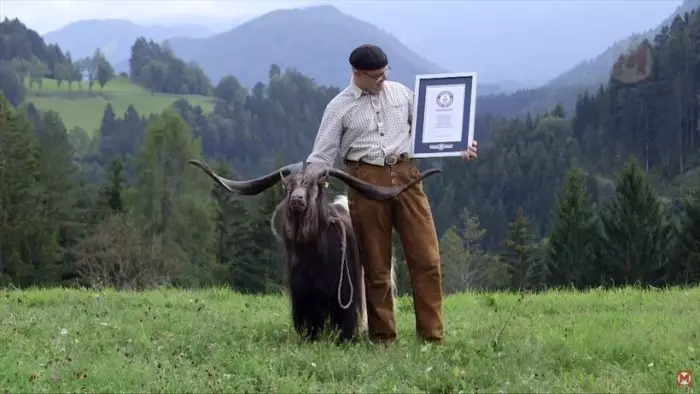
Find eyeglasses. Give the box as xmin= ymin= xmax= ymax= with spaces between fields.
xmin=361 ymin=66 xmax=391 ymax=80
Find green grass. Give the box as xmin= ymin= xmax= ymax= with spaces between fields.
xmin=1 ymin=286 xmax=698 ymax=393
xmin=23 ymin=77 xmax=217 ymax=134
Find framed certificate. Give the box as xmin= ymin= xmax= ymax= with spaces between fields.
xmin=409 ymin=72 xmax=477 ymax=158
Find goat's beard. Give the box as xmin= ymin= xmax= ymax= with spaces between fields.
xmin=282 ymin=196 xmax=328 ymax=246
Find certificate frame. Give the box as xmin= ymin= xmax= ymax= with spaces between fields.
xmin=409 ymin=72 xmax=477 ymax=158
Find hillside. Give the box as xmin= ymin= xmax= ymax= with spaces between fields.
xmin=164 ymin=5 xmax=445 ymax=89
xmin=23 ymin=76 xmax=215 ymax=133
xmin=546 ymin=0 xmax=700 ymax=88
xmin=41 ymin=19 xmax=216 ymax=73
xmin=2 ymin=286 xmax=698 ymax=392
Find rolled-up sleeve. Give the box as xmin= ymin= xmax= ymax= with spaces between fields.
xmin=306 ymin=99 xmax=345 ymax=167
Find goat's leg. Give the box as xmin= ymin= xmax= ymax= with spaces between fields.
xmin=305 ymin=299 xmax=327 ymax=342
xmin=290 ymin=292 xmax=307 ymax=338
xmin=330 ymin=303 xmax=357 ymax=343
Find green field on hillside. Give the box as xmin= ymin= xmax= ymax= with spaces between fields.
xmin=1 ymin=286 xmax=697 ymax=392
xmin=23 ymin=77 xmax=217 ymax=134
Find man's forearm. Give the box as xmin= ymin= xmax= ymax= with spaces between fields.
xmin=306 ymin=149 xmax=336 ymax=168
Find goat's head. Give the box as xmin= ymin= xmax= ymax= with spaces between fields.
xmin=279 ymin=167 xmax=328 ymax=216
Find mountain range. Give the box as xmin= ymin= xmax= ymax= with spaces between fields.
xmin=39 ymin=0 xmax=698 ymax=95
xmin=162 ymin=5 xmax=445 ymax=91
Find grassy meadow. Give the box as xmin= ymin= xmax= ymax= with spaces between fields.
xmin=1 ymin=286 xmax=698 ymax=393
xmin=23 ymin=76 xmax=216 ymax=134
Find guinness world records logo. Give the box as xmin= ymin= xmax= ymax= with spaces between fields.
xmin=436 ymin=91 xmax=454 ymax=108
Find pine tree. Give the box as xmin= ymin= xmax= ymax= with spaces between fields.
xmin=34 ymin=109 xmax=85 ymax=282
xmin=0 ymin=94 xmax=59 ymax=286
xmin=598 ymin=158 xmax=672 ymax=287
xmin=439 ymin=227 xmax=467 ymax=294
xmin=546 ymin=166 xmax=599 ymax=289
xmin=502 ymin=206 xmax=545 ymax=290
xmin=246 ymin=174 xmax=284 ymax=293
xmin=134 ymin=109 xmax=217 ymax=287
xmin=97 ymin=103 xmax=118 ymax=165
xmin=94 ymin=156 xmax=127 ymax=223
xmin=227 ymin=155 xmax=286 ymax=294
xmin=210 ymin=159 xmax=249 ymax=289
xmin=440 ymin=208 xmax=501 ymax=292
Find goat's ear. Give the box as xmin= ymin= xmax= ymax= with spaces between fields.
xmin=279 ymin=172 xmax=289 ymax=189
xmin=316 ymin=175 xmax=329 ymax=189
xmin=280 ymin=171 xmax=289 ymax=183
xmin=317 ymin=169 xmax=330 ymax=184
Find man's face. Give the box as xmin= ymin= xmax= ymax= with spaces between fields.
xmin=354 ymin=66 xmax=389 ymax=93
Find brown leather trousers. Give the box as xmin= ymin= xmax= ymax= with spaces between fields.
xmin=344 ymin=158 xmax=444 ymax=343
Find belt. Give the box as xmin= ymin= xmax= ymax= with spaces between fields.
xmin=345 ymin=153 xmax=411 ymax=167
xmin=384 ymin=152 xmax=410 ymax=165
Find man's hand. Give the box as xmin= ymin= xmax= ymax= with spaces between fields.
xmin=460 ymin=140 xmax=478 ymax=161
xmin=305 ymin=162 xmax=330 ymax=179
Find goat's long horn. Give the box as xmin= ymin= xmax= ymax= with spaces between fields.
xmin=188 ymin=159 xmax=303 ymax=196
xmin=327 ymin=167 xmax=441 ymax=201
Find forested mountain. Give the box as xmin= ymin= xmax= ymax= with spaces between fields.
xmin=163 ymin=5 xmax=444 ymax=89
xmin=1 ymin=8 xmax=699 ymax=294
xmin=547 ymin=0 xmax=700 ymax=88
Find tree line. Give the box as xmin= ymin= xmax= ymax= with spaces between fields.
xmin=1 ymin=18 xmax=213 ymax=103
xmin=0 ymin=94 xmax=287 ymax=291
xmin=128 ymin=37 xmax=212 ymax=95
xmin=573 ymin=11 xmax=700 ymax=179
xmin=0 ymin=18 xmax=117 ymax=107
xmin=2 ymin=89 xmax=698 ymax=293
xmin=1 ymin=8 xmax=699 ymax=293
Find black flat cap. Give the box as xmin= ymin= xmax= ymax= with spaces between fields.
xmin=349 ymin=44 xmax=388 ymax=71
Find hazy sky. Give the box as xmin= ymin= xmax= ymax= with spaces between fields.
xmin=2 ymin=0 xmax=318 ymax=34
xmin=4 ymin=0 xmax=682 ymax=38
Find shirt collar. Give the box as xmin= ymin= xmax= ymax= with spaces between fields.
xmin=349 ymin=81 xmax=363 ymax=99
xmin=348 ymin=80 xmax=377 ymax=99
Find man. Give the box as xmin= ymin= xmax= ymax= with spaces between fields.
xmin=305 ymin=44 xmax=478 ymax=345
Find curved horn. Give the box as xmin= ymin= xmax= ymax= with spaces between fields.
xmin=188 ymin=159 xmax=303 ymax=196
xmin=327 ymin=167 xmax=442 ymax=201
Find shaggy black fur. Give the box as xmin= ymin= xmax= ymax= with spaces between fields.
xmin=285 ymin=215 xmax=362 ymax=342
xmin=271 ymin=188 xmax=365 ymax=343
